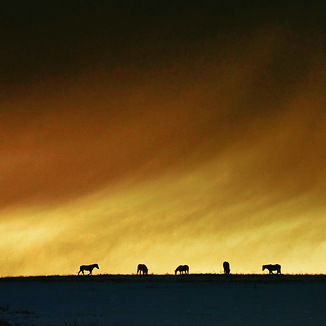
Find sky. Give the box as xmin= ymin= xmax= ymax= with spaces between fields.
xmin=1 ymin=1 xmax=326 ymax=276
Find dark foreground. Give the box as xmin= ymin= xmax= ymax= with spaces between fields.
xmin=0 ymin=274 xmax=325 ymax=325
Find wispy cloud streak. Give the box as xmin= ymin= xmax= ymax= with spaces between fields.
xmin=1 ymin=3 xmax=326 ymax=275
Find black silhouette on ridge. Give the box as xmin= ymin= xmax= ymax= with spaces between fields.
xmin=223 ymin=261 xmax=230 ymax=274
xmin=175 ymin=265 xmax=189 ymax=275
xmin=137 ymin=264 xmax=148 ymax=275
xmin=262 ymin=264 xmax=281 ymax=274
xmin=78 ymin=263 xmax=99 ymax=275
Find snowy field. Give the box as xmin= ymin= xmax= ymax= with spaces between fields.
xmin=0 ymin=274 xmax=325 ymax=326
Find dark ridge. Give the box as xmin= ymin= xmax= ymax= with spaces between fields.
xmin=1 ymin=274 xmax=325 ymax=284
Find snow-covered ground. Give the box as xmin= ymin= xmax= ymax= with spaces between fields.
xmin=0 ymin=274 xmax=325 ymax=325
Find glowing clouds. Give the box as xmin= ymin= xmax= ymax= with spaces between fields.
xmin=1 ymin=18 xmax=326 ymax=275
xmin=1 ymin=122 xmax=326 ymax=277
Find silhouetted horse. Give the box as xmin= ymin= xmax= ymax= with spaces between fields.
xmin=175 ymin=265 xmax=189 ymax=275
xmin=223 ymin=261 xmax=230 ymax=274
xmin=262 ymin=264 xmax=281 ymax=274
xmin=137 ymin=264 xmax=148 ymax=275
xmin=78 ymin=263 xmax=99 ymax=275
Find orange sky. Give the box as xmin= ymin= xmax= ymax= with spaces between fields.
xmin=1 ymin=2 xmax=326 ymax=276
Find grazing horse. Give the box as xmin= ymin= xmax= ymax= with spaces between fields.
xmin=223 ymin=261 xmax=230 ymax=274
xmin=137 ymin=264 xmax=148 ymax=275
xmin=175 ymin=265 xmax=189 ymax=275
xmin=262 ymin=264 xmax=281 ymax=274
xmin=78 ymin=263 xmax=99 ymax=275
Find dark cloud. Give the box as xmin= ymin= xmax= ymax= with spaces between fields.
xmin=1 ymin=17 xmax=326 ymax=206
xmin=2 ymin=1 xmax=325 ymax=92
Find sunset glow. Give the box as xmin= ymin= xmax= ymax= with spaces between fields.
xmin=1 ymin=2 xmax=326 ymax=276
